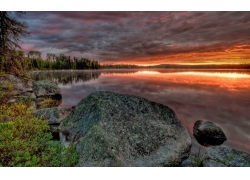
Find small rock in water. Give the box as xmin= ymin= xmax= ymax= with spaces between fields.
xmin=193 ymin=120 xmax=227 ymax=146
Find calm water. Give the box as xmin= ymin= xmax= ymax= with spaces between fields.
xmin=30 ymin=69 xmax=250 ymax=154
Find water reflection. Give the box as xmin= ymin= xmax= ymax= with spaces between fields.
xmin=31 ymin=70 xmax=101 ymax=85
xmin=30 ymin=69 xmax=250 ymax=154
xmin=175 ymin=72 xmax=250 ymax=78
xmin=138 ymin=71 xmax=161 ymax=74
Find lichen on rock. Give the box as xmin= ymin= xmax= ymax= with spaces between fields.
xmin=60 ymin=91 xmax=191 ymax=167
xmin=32 ymin=80 xmax=62 ymax=99
xmin=202 ymin=146 xmax=250 ymax=167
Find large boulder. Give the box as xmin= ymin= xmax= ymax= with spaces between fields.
xmin=33 ymin=107 xmax=73 ymax=125
xmin=32 ymin=80 xmax=62 ymax=99
xmin=193 ymin=120 xmax=227 ymax=146
xmin=202 ymin=146 xmax=250 ymax=167
xmin=60 ymin=91 xmax=191 ymax=167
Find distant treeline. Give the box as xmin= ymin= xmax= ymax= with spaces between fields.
xmin=148 ymin=64 xmax=250 ymax=69
xmin=101 ymin=64 xmax=139 ymax=69
xmin=15 ymin=50 xmax=250 ymax=71
xmin=101 ymin=63 xmax=250 ymax=69
xmin=24 ymin=51 xmax=100 ymax=70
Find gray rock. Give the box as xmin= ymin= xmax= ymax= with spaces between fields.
xmin=202 ymin=146 xmax=250 ymax=167
xmin=5 ymin=75 xmax=22 ymax=84
xmin=0 ymin=75 xmax=33 ymax=96
xmin=193 ymin=120 xmax=227 ymax=146
xmin=32 ymin=80 xmax=62 ymax=99
xmin=60 ymin=91 xmax=191 ymax=167
xmin=7 ymin=98 xmax=18 ymax=104
xmin=180 ymin=157 xmax=193 ymax=167
xmin=7 ymin=95 xmax=35 ymax=104
xmin=33 ymin=107 xmax=73 ymax=125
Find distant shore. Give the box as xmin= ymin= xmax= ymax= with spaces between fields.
xmin=101 ymin=63 xmax=250 ymax=69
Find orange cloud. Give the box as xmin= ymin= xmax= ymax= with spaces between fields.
xmin=102 ymin=44 xmax=250 ymax=65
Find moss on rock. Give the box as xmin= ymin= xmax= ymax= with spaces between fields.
xmin=60 ymin=91 xmax=191 ymax=167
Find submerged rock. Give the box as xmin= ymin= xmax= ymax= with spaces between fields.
xmin=202 ymin=146 xmax=250 ymax=167
xmin=33 ymin=107 xmax=73 ymax=125
xmin=193 ymin=120 xmax=227 ymax=146
xmin=32 ymin=80 xmax=62 ymax=99
xmin=60 ymin=91 xmax=191 ymax=167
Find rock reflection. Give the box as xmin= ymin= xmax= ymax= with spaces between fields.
xmin=30 ymin=70 xmax=101 ymax=85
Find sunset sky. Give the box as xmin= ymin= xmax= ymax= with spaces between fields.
xmin=19 ymin=11 xmax=250 ymax=65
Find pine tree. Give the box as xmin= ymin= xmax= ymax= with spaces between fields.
xmin=0 ymin=11 xmax=29 ymax=74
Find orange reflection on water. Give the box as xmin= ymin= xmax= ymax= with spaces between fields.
xmin=102 ymin=70 xmax=250 ymax=92
xmin=31 ymin=69 xmax=250 ymax=153
xmin=101 ymin=69 xmax=250 ymax=153
xmin=137 ymin=70 xmax=161 ymax=75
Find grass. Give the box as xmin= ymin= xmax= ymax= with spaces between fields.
xmin=0 ymin=102 xmax=79 ymax=167
xmin=36 ymin=97 xmax=60 ymax=109
xmin=189 ymin=148 xmax=206 ymax=167
xmin=18 ymin=95 xmax=35 ymax=103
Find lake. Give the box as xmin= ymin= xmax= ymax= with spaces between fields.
xmin=30 ymin=69 xmax=250 ymax=154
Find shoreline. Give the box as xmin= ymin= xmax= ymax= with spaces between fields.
xmin=1 ymin=72 xmax=250 ymax=167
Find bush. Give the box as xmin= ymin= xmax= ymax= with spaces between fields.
xmin=36 ymin=98 xmax=61 ymax=109
xmin=0 ymin=102 xmax=78 ymax=167
xmin=41 ymin=142 xmax=79 ymax=167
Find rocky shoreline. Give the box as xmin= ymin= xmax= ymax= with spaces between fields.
xmin=1 ymin=74 xmax=250 ymax=167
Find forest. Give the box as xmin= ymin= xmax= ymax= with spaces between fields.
xmin=25 ymin=51 xmax=100 ymax=70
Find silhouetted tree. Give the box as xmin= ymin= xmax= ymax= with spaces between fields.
xmin=0 ymin=11 xmax=29 ymax=74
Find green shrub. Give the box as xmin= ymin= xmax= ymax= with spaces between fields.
xmin=36 ymin=98 xmax=61 ymax=109
xmin=0 ymin=102 xmax=78 ymax=167
xmin=190 ymin=148 xmax=205 ymax=167
xmin=41 ymin=142 xmax=79 ymax=167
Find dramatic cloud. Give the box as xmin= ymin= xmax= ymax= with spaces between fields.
xmin=19 ymin=11 xmax=250 ymax=65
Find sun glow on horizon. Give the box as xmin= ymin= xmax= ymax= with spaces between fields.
xmin=101 ymin=62 xmax=250 ymax=66
xmin=137 ymin=71 xmax=161 ymax=74
xmin=175 ymin=72 xmax=250 ymax=78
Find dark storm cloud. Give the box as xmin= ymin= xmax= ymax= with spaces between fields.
xmin=20 ymin=11 xmax=250 ymax=63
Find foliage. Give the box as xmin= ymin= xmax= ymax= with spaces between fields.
xmin=41 ymin=142 xmax=79 ymax=167
xmin=17 ymin=95 xmax=35 ymax=107
xmin=0 ymin=12 xmax=29 ymax=75
xmin=25 ymin=52 xmax=100 ymax=70
xmin=36 ymin=97 xmax=61 ymax=109
xmin=2 ymin=50 xmax=29 ymax=77
xmin=189 ymin=148 xmax=205 ymax=167
xmin=101 ymin=63 xmax=139 ymax=69
xmin=0 ymin=102 xmax=79 ymax=167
